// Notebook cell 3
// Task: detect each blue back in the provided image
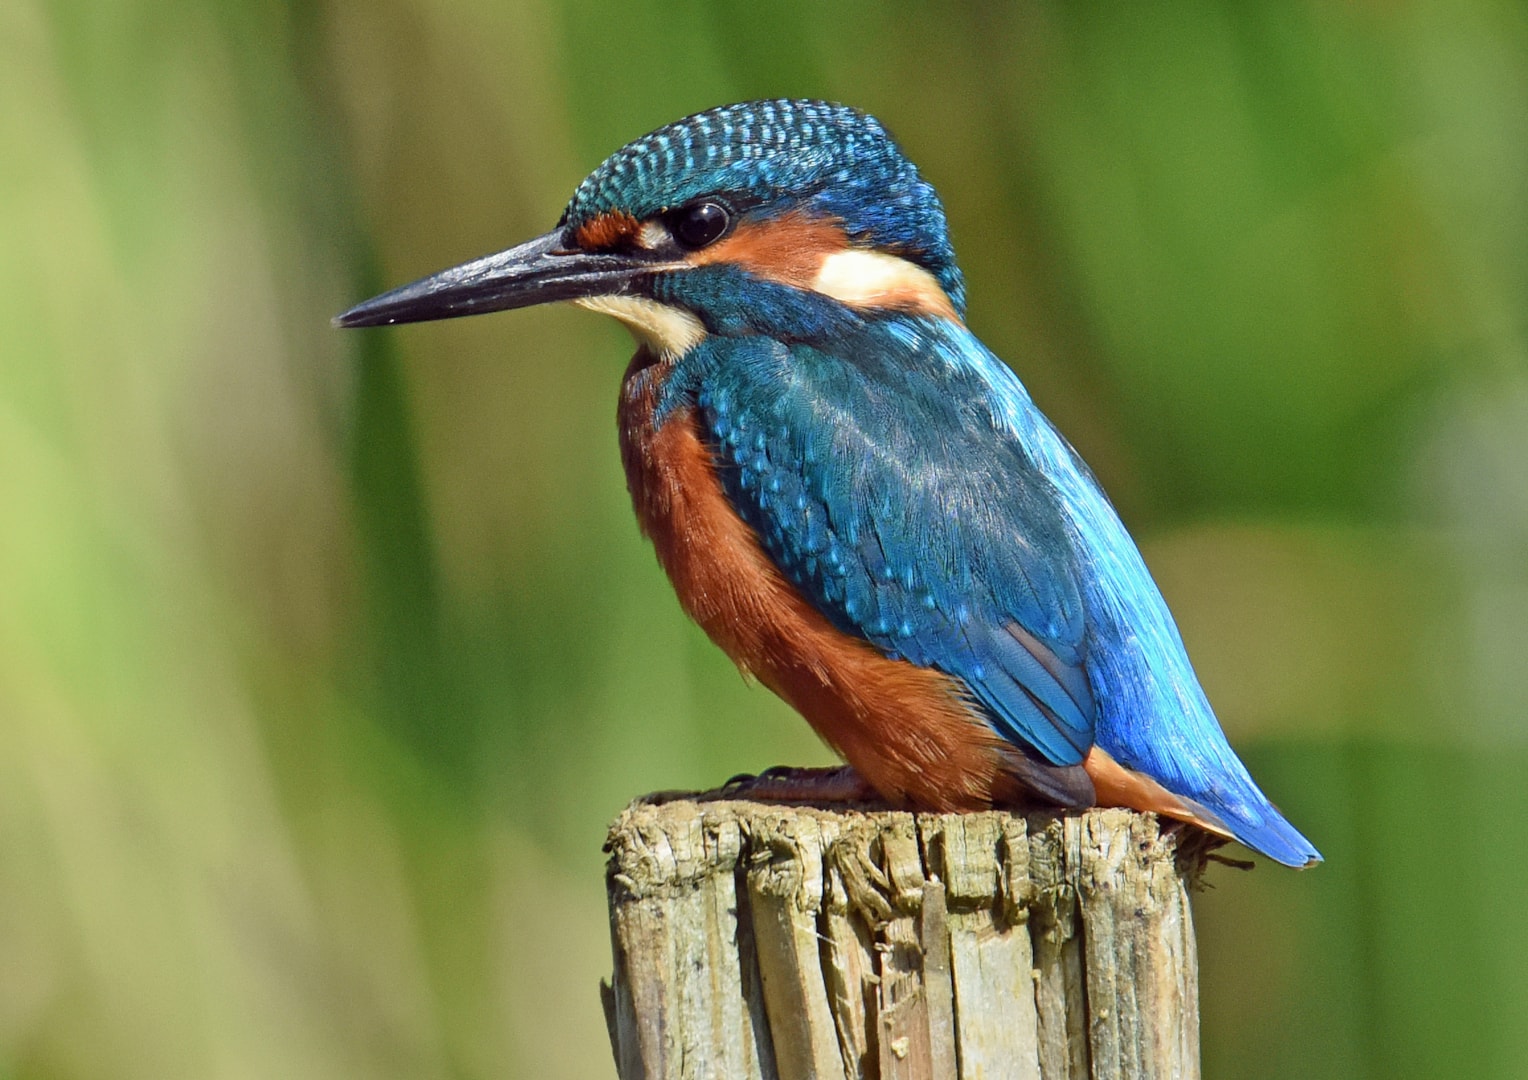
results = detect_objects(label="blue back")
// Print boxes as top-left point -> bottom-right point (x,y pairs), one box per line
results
651,300 -> 1319,866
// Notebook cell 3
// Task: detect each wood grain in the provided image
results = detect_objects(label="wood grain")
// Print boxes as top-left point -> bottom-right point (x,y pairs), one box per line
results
605,801 -> 1207,1080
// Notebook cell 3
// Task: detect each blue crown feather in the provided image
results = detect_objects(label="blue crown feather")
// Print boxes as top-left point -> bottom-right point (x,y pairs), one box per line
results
562,99 -> 968,314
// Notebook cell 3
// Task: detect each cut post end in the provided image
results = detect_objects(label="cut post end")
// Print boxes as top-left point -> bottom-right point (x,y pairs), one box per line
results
604,797 -> 1209,1080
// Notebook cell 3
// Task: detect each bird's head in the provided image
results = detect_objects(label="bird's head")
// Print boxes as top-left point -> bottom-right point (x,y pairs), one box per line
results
337,100 -> 966,351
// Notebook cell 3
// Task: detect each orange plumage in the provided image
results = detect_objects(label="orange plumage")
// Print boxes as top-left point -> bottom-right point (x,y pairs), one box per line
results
619,349 -> 1014,809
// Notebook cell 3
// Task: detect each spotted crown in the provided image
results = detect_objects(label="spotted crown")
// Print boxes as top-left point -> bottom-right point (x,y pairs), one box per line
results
560,99 -> 966,313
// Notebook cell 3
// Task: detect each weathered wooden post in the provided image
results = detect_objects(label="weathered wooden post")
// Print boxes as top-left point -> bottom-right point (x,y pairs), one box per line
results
602,798 -> 1207,1080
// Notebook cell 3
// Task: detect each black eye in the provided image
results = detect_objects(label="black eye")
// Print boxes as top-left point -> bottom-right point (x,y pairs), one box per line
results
669,201 -> 730,248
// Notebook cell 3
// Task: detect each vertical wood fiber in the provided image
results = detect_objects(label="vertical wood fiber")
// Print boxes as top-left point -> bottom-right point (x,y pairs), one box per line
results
605,802 -> 1205,1080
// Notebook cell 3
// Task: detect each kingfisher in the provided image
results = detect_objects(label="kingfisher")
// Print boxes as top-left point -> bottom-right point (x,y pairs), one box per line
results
338,99 -> 1320,867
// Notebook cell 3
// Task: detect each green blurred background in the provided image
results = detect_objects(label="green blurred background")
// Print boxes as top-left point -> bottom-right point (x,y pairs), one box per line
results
4,0 -> 1526,1076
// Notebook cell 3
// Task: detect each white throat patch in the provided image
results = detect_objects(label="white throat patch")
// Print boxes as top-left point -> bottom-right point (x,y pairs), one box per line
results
574,295 -> 706,357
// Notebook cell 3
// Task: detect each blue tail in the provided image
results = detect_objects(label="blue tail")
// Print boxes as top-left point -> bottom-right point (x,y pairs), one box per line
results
1210,796 -> 1322,868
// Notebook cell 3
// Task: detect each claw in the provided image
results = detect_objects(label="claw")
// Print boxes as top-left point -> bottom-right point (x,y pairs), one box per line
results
707,764 -> 885,806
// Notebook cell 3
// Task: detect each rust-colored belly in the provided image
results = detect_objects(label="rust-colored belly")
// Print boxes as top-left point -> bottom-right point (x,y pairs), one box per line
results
617,353 -> 1009,810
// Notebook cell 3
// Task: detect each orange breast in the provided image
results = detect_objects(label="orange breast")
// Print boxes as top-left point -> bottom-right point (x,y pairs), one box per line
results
618,351 -> 1011,810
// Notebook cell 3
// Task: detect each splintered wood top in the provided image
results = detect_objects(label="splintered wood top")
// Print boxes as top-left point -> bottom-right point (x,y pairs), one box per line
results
604,801 -> 1209,1080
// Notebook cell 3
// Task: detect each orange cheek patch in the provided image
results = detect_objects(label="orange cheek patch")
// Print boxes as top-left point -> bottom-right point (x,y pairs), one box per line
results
691,211 -> 960,322
689,210 -> 850,287
574,210 -> 640,249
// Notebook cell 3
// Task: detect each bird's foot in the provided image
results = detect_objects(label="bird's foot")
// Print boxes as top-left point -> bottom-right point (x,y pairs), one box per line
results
708,764 -> 884,806
640,766 -> 892,808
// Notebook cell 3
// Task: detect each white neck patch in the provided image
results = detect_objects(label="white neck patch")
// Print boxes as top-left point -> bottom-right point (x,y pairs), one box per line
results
573,248 -> 953,351
810,249 -> 955,317
574,295 -> 706,357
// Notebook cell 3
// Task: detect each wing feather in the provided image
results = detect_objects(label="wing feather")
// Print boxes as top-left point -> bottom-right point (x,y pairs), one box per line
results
690,328 -> 1096,766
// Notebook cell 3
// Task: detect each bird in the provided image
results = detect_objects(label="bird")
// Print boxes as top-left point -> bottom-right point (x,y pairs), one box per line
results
337,99 -> 1320,868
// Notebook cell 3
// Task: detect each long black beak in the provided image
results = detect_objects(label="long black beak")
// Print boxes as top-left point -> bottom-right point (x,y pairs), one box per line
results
333,228 -> 662,329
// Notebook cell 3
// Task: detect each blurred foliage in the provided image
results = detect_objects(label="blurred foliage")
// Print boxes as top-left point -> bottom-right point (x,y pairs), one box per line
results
2,0 -> 1526,1076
